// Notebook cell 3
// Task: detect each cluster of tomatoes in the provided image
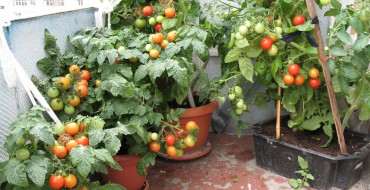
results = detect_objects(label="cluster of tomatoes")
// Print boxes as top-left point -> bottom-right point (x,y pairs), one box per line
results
228,86 -> 247,116
48,65 -> 99,115
50,122 -> 90,189
283,64 -> 321,89
134,3 -> 177,59
149,121 -> 199,157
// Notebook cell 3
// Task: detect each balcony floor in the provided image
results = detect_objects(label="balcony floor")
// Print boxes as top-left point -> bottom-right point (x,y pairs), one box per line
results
147,134 -> 370,190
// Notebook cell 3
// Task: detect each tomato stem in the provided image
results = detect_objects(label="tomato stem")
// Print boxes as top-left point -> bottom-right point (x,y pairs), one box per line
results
219,1 -> 242,10
286,0 -> 304,18
27,131 -> 38,153
289,42 -> 306,52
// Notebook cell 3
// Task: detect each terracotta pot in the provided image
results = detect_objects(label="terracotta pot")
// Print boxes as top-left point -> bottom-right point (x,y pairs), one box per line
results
179,100 -> 219,153
102,155 -> 147,190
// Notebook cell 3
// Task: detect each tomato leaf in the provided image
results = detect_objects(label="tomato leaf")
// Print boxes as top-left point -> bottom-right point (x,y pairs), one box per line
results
296,21 -> 315,32
235,38 -> 249,49
349,16 -> 363,33
298,156 -> 308,169
69,146 -> 95,179
88,130 -> 106,147
192,39 -> 210,62
162,18 -> 178,31
94,149 -> 115,166
329,45 -> 347,56
163,43 -> 181,58
225,48 -> 241,63
336,30 -> 352,44
25,156 -> 50,187
137,152 -> 156,176
245,41 -> 263,58
325,9 -> 341,16
5,159 -> 28,187
300,116 -> 322,131
239,58 -> 254,83
288,179 -> 299,189
101,74 -> 135,97
359,99 -> 370,121
29,122 -> 55,146
352,34 -> 369,52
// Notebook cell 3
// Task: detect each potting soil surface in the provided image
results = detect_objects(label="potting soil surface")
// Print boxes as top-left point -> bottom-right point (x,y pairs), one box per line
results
147,134 -> 370,190
260,119 -> 368,156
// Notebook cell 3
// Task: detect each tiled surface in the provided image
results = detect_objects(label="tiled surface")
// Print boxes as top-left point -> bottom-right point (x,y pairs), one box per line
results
147,134 -> 370,190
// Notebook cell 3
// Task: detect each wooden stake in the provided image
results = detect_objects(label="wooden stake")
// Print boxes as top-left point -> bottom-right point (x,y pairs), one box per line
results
276,86 -> 282,140
305,0 -> 347,154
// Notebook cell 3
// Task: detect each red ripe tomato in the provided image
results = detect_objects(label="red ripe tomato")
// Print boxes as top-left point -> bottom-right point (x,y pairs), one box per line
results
166,146 -> 177,157
293,14 -> 306,26
294,74 -> 305,86
176,129 -> 186,139
283,74 -> 295,86
288,64 -> 300,76
149,141 -> 161,152
75,85 -> 88,98
64,174 -> 77,189
79,70 -> 91,81
142,6 -> 153,16
65,123 -> 79,136
49,174 -> 65,189
75,136 -> 89,146
154,23 -> 162,32
309,78 -> 321,88
79,123 -> 86,132
260,37 -> 273,50
185,121 -> 197,132
164,7 -> 176,18
165,134 -> 176,146
65,140 -> 78,152
58,134 -> 72,143
52,145 -> 67,159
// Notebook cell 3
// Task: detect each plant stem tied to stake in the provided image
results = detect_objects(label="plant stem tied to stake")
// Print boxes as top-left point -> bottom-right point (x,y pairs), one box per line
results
305,0 -> 347,154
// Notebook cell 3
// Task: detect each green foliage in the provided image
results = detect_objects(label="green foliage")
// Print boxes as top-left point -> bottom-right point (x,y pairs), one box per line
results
289,156 -> 314,189
0,106 -> 123,188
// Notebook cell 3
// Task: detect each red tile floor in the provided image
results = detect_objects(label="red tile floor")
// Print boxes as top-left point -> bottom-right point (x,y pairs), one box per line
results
147,134 -> 370,190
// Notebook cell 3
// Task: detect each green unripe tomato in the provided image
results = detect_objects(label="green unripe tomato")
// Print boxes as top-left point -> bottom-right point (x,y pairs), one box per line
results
16,148 -> 30,161
118,46 -> 126,54
149,17 -> 156,25
275,19 -> 282,27
235,32 -> 245,40
239,25 -> 248,35
275,27 -> 283,35
145,44 -> 153,52
228,93 -> 236,101
242,104 -> 247,111
156,16 -> 164,23
54,123 -> 66,136
320,0 -> 331,6
151,133 -> 159,141
47,87 -> 60,98
254,23 -> 265,34
64,104 -> 75,115
236,101 -> 244,109
16,138 -> 25,146
359,10 -> 370,22
135,18 -> 146,29
235,108 -> 243,115
245,20 -> 252,28
234,86 -> 243,96
267,45 -> 278,56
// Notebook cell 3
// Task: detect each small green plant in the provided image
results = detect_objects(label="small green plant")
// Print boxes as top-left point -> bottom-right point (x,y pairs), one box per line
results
288,156 -> 314,189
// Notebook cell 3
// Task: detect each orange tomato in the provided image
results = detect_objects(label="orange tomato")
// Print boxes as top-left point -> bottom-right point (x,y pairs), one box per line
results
161,40 -> 169,49
150,141 -> 161,153
152,33 -> 164,44
57,77 -> 71,90
64,174 -> 78,189
76,80 -> 88,87
164,7 -> 176,18
69,65 -> 80,76
185,121 -> 197,132
79,70 -> 91,81
283,74 -> 295,86
65,140 -> 78,152
149,49 -> 160,59
65,123 -> 79,136
52,145 -> 67,159
167,31 -> 177,42
68,95 -> 81,107
294,74 -> 305,86
75,85 -> 88,98
166,146 -> 177,157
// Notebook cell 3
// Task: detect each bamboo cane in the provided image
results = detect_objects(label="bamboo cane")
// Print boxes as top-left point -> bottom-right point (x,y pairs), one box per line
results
276,86 -> 282,140
305,0 -> 347,154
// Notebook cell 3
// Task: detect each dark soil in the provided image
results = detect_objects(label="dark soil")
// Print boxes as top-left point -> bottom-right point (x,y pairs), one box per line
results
167,95 -> 210,109
260,118 -> 369,156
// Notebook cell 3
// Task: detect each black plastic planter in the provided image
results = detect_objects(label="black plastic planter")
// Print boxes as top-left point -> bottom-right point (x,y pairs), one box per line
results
252,118 -> 370,190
